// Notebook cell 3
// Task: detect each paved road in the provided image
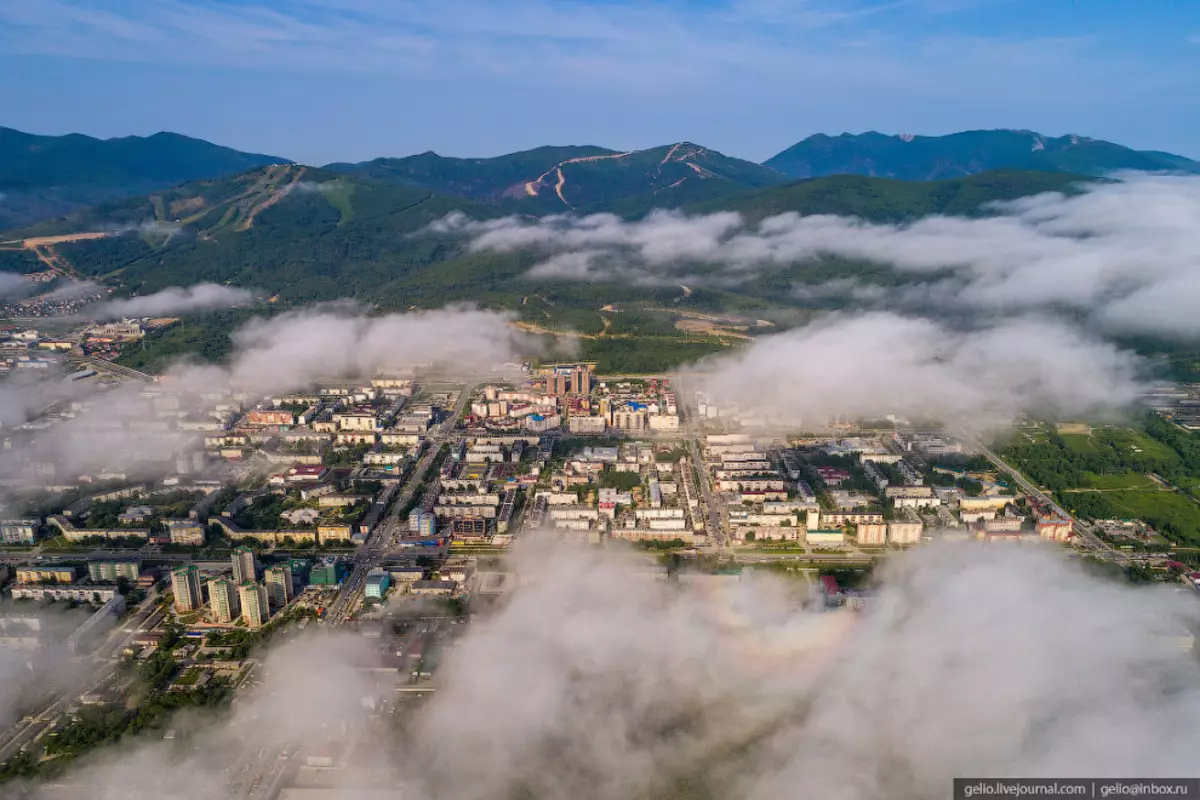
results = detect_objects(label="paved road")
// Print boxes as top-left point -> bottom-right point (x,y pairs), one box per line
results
0,587 -> 164,763
682,407 -> 726,547
325,384 -> 475,625
966,437 -> 1128,563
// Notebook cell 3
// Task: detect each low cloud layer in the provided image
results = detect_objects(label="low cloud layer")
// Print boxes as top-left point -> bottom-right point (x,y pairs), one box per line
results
0,272 -> 29,298
11,542 -> 1200,800
684,311 -> 1145,430
434,175 -> 1200,337
87,283 -> 255,320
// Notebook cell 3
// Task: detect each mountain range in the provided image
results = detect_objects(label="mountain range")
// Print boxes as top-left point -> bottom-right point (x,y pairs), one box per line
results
0,127 -> 283,230
1,123 -> 1196,373
0,162 -> 1081,373
763,130 -> 1200,181
3,125 -> 1197,232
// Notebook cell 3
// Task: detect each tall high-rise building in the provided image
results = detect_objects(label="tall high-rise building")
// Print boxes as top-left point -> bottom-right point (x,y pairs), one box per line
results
551,372 -> 569,396
171,565 -> 202,613
232,547 -> 258,584
208,578 -> 240,624
238,581 -> 270,628
573,366 -> 592,396
264,565 -> 293,610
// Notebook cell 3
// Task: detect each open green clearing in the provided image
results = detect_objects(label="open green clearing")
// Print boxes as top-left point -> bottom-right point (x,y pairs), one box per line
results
1001,416 -> 1200,546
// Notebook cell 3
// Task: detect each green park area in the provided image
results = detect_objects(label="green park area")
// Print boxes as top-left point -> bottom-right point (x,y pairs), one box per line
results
1000,416 -> 1200,547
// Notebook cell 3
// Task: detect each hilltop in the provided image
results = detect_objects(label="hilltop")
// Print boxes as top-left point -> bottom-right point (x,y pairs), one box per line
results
329,142 -> 788,215
764,130 -> 1200,181
0,126 -> 285,230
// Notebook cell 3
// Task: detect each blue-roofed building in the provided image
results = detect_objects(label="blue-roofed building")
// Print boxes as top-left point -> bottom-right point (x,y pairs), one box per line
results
364,569 -> 390,600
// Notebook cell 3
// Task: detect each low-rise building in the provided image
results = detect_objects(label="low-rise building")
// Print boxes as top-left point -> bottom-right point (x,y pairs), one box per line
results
16,565 -> 80,584
87,560 -> 140,583
11,584 -> 119,603
856,522 -> 888,546
410,580 -> 456,596
165,519 -> 206,546
0,519 -> 39,545
364,569 -> 390,600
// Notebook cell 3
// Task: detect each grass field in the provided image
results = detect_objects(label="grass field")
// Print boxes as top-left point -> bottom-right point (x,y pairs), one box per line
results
1059,433 -> 1099,453
1103,428 -> 1181,463
1098,491 -> 1200,536
1079,472 -> 1158,490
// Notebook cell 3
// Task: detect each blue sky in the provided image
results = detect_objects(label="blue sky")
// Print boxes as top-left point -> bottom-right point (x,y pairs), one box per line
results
0,0 -> 1197,164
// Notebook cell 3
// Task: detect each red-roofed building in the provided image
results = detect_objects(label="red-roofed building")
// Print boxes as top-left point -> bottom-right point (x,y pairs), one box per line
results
816,467 -> 851,485
287,465 -> 328,483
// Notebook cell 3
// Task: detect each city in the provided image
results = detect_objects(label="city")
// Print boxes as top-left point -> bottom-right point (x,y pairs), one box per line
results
3,0 -> 1200,793
3,320 -> 1200,795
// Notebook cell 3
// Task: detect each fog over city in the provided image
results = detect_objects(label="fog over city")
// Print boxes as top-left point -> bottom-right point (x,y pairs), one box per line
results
0,305 -> 532,492
683,312 -> 1147,433
6,542 -> 1199,800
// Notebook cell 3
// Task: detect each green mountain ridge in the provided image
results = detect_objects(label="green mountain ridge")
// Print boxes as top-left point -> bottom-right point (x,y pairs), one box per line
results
327,141 -> 789,216
763,129 -> 1200,180
2,166 -> 1095,375
0,126 -> 285,230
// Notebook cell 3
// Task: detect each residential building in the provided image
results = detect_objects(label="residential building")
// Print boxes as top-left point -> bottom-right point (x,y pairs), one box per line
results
232,546 -> 258,584
887,519 -> 924,545
10,584 -> 118,603
208,578 -> 240,624
856,523 -> 888,546
0,519 -> 38,545
408,509 -> 437,538
87,560 -> 140,583
15,565 -> 79,584
239,581 -> 270,628
171,565 -> 203,613
265,565 -> 294,609
165,520 -> 205,547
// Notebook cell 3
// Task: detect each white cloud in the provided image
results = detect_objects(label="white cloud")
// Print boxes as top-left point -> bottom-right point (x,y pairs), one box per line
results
441,175 -> 1200,338
0,305 -> 535,491
87,283 -> 255,319
13,541 -> 1200,799
683,311 -> 1144,430
0,271 -> 28,298
223,305 -> 533,394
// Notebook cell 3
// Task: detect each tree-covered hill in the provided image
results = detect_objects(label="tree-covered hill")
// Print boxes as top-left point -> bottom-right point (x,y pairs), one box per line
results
0,126 -> 284,229
764,130 -> 1200,181
330,141 -> 789,215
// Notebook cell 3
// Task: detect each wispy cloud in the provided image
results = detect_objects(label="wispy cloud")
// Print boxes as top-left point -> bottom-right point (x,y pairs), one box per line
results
0,0 -> 1106,90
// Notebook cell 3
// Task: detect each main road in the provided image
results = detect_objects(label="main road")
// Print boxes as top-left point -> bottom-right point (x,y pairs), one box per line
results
325,383 -> 476,625
964,436 -> 1128,562
681,405 -> 726,547
0,586 -> 164,764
